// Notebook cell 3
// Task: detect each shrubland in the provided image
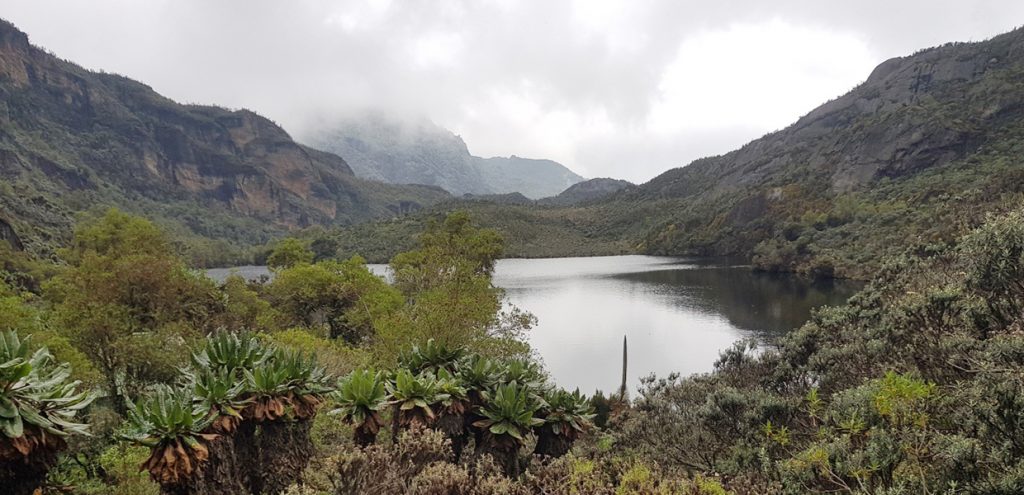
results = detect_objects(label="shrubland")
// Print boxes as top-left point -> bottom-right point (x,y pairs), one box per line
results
1,206 -> 1024,494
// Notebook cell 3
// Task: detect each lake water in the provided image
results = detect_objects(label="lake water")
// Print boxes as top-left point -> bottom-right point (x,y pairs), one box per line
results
206,256 -> 859,395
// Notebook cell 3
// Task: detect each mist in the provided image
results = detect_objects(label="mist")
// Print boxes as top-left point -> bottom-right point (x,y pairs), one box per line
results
4,0 -> 1023,182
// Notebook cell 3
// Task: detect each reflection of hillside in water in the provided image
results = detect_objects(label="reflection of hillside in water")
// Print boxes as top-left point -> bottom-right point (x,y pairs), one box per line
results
612,268 -> 862,338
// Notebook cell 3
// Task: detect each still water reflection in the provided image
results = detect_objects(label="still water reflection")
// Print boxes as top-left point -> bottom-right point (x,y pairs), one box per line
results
207,255 -> 859,395
493,256 -> 858,395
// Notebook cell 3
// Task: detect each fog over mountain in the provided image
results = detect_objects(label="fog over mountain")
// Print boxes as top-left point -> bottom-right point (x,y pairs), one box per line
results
3,1 -> 1023,182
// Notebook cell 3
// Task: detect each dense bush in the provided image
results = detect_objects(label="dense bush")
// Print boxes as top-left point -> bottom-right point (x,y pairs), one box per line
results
613,208 -> 1024,493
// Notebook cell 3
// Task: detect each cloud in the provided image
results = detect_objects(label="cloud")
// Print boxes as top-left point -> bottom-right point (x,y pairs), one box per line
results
4,0 -> 1023,182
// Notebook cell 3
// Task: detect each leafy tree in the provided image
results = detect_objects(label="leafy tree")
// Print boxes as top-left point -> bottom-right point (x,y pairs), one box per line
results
266,258 -> 402,343
266,238 -> 314,271
213,275 -> 280,333
46,210 -> 221,405
376,212 -> 532,363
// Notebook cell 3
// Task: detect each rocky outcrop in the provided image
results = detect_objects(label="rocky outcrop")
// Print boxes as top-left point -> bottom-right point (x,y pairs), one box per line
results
639,28 -> 1024,201
0,219 -> 21,250
0,19 -> 448,253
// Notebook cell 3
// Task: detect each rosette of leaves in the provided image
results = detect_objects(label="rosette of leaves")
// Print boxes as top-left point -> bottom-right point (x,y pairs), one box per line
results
501,358 -> 550,408
456,354 -> 500,406
502,358 -> 547,392
330,369 -> 388,446
387,369 -> 447,429
122,385 -> 216,485
534,388 -> 595,458
243,348 -> 331,422
0,331 -> 94,494
399,338 -> 465,374
190,366 -> 249,434
191,331 -> 268,376
472,381 -> 543,477
277,348 -> 332,420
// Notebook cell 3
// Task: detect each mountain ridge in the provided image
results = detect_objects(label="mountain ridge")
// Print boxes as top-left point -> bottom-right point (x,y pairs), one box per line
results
0,19 -> 448,261
332,25 -> 1024,279
302,112 -> 586,198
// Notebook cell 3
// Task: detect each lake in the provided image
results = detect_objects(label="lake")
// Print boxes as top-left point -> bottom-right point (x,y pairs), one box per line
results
207,255 -> 859,395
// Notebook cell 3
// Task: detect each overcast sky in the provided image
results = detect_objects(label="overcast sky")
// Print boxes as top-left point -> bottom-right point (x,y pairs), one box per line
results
4,1 -> 1023,182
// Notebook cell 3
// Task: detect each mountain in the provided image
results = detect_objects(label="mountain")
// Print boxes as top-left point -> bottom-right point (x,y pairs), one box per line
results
612,26 -> 1024,277
0,19 -> 447,260
336,27 -> 1024,279
540,178 -> 635,206
302,112 -> 585,198
472,155 -> 584,199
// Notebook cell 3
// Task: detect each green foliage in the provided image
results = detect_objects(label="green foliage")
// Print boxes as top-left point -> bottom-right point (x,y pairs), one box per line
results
215,274 -> 280,332
539,389 -> 595,440
374,212 -> 534,364
267,327 -> 370,377
122,385 -> 213,450
0,331 -> 93,441
400,338 -> 465,374
266,258 -> 402,343
47,210 -> 221,400
474,382 -> 543,442
331,369 -> 388,426
387,369 -> 446,427
267,238 -> 315,271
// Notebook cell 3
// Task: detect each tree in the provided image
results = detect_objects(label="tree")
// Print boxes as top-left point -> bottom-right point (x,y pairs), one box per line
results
266,238 -> 314,271
266,258 -> 402,343
377,212 -> 532,363
46,209 -> 221,407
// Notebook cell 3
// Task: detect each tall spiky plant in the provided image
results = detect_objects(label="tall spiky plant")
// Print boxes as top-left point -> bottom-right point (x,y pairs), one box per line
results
184,366 -> 251,494
0,331 -> 93,495
534,388 -> 595,458
330,369 -> 388,446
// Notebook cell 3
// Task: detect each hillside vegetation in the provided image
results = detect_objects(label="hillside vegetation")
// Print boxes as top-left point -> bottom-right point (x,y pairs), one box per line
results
2,205 -> 1024,493
0,20 -> 447,265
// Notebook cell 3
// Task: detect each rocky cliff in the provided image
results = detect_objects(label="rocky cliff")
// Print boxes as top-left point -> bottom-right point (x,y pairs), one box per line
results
0,19 -> 447,255
600,26 -> 1024,277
